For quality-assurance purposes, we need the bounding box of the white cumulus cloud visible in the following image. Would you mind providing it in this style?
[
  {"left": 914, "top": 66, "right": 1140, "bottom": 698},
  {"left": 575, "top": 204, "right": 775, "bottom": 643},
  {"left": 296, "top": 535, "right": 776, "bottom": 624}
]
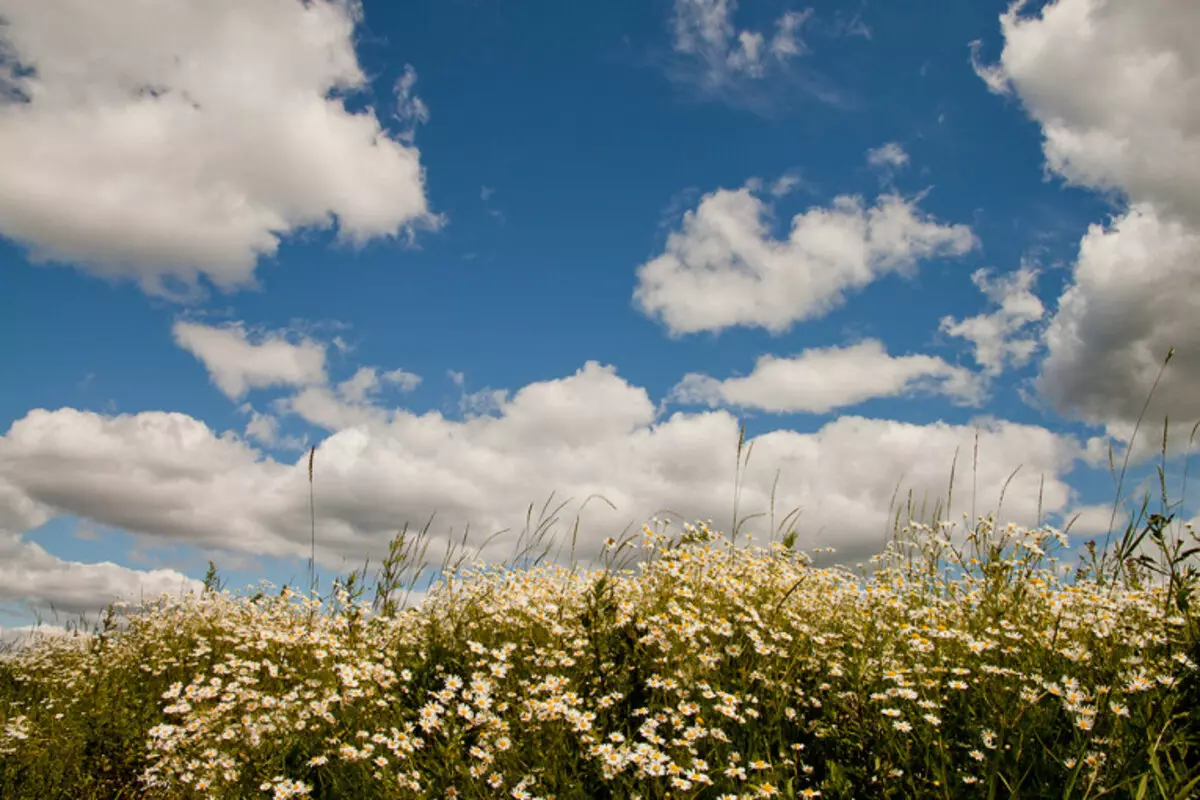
[
  {"left": 632, "top": 184, "right": 977, "bottom": 337},
  {"left": 940, "top": 261, "right": 1045, "bottom": 376},
  {"left": 972, "top": 0, "right": 1200, "bottom": 225},
  {"left": 0, "top": 361, "right": 1096, "bottom": 591},
  {"left": 668, "top": 340, "right": 986, "bottom": 414},
  {"left": 173, "top": 321, "right": 328, "bottom": 399},
  {"left": 0, "top": 0, "right": 440, "bottom": 298},
  {"left": 972, "top": 0, "right": 1200, "bottom": 463},
  {"left": 1035, "top": 208, "right": 1200, "bottom": 462},
  {"left": 0, "top": 530, "right": 202, "bottom": 619},
  {"left": 337, "top": 366, "right": 422, "bottom": 404}
]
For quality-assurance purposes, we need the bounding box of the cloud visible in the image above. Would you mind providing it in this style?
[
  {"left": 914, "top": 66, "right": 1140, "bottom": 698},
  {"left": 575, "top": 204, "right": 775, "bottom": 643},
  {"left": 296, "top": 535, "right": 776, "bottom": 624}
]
[
  {"left": 383, "top": 369, "right": 423, "bottom": 393},
  {"left": 279, "top": 386, "right": 388, "bottom": 433},
  {"left": 0, "top": 475, "right": 50, "bottom": 533},
  {"left": 866, "top": 142, "right": 909, "bottom": 170},
  {"left": 243, "top": 407, "right": 283, "bottom": 446},
  {"left": 0, "top": 472, "right": 201, "bottom": 623},
  {"left": 1034, "top": 209, "right": 1200, "bottom": 460},
  {"left": 769, "top": 172, "right": 803, "bottom": 197},
  {"left": 0, "top": 529, "right": 202, "bottom": 619},
  {"left": 0, "top": 475, "right": 202, "bottom": 621},
  {"left": 972, "top": 0, "right": 1200, "bottom": 225},
  {"left": 173, "top": 321, "right": 328, "bottom": 399},
  {"left": 1057, "top": 502, "right": 1130, "bottom": 540},
  {"left": 940, "top": 261, "right": 1045, "bottom": 376},
  {"left": 239, "top": 404, "right": 307, "bottom": 451},
  {"left": 671, "top": 0, "right": 813, "bottom": 88},
  {"left": 338, "top": 368, "right": 387, "bottom": 405},
  {"left": 973, "top": 0, "right": 1200, "bottom": 461},
  {"left": 0, "top": 359, "right": 1097, "bottom": 594},
  {"left": 632, "top": 184, "right": 977, "bottom": 337},
  {"left": 770, "top": 11, "right": 813, "bottom": 59},
  {"left": 0, "top": 0, "right": 439, "bottom": 298},
  {"left": 0, "top": 407, "right": 319, "bottom": 562},
  {"left": 336, "top": 366, "right": 423, "bottom": 404},
  {"left": 830, "top": 11, "right": 872, "bottom": 41},
  {"left": 277, "top": 354, "right": 425, "bottom": 432},
  {"left": 968, "top": 39, "right": 1011, "bottom": 96},
  {"left": 392, "top": 63, "right": 429, "bottom": 140},
  {"left": 668, "top": 339, "right": 986, "bottom": 414},
  {"left": 445, "top": 369, "right": 510, "bottom": 419}
]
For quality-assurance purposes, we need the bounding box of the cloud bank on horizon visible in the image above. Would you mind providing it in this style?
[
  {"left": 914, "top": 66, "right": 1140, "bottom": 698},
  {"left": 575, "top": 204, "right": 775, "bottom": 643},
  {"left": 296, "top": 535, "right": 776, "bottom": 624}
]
[{"left": 2, "top": 0, "right": 1198, "bottom": 632}]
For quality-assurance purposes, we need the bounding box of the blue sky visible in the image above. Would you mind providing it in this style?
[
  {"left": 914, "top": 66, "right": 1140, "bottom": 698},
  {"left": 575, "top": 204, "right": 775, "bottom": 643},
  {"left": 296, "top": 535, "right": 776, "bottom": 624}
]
[{"left": 2, "top": 0, "right": 1198, "bottom": 638}]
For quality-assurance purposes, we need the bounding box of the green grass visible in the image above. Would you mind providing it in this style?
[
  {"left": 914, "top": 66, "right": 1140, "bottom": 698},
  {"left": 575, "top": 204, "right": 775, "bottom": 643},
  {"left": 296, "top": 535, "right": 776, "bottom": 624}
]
[{"left": 2, "top": 349, "right": 1198, "bottom": 799}]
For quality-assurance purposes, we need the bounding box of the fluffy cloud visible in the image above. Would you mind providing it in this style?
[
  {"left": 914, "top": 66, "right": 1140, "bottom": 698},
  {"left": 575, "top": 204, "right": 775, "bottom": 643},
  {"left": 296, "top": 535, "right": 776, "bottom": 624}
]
[
  {"left": 243, "top": 408, "right": 284, "bottom": 447},
  {"left": 866, "top": 142, "right": 909, "bottom": 170},
  {"left": 769, "top": 173, "right": 804, "bottom": 197},
  {"left": 1059, "top": 502, "right": 1131, "bottom": 541},
  {"left": 632, "top": 185, "right": 977, "bottom": 337},
  {"left": 0, "top": 361, "right": 1094, "bottom": 592},
  {"left": 1035, "top": 209, "right": 1200, "bottom": 461},
  {"left": 0, "top": 475, "right": 50, "bottom": 533},
  {"left": 0, "top": 530, "right": 202, "bottom": 619},
  {"left": 0, "top": 0, "right": 439, "bottom": 298},
  {"left": 173, "top": 321, "right": 328, "bottom": 399},
  {"left": 668, "top": 340, "right": 986, "bottom": 414},
  {"left": 337, "top": 367, "right": 422, "bottom": 404},
  {"left": 0, "top": 409, "right": 305, "bottom": 559},
  {"left": 0, "top": 475, "right": 202, "bottom": 621},
  {"left": 239, "top": 404, "right": 307, "bottom": 451},
  {"left": 940, "top": 261, "right": 1045, "bottom": 376},
  {"left": 972, "top": 0, "right": 1200, "bottom": 225},
  {"left": 972, "top": 0, "right": 1200, "bottom": 462},
  {"left": 262, "top": 365, "right": 424, "bottom": 433}
]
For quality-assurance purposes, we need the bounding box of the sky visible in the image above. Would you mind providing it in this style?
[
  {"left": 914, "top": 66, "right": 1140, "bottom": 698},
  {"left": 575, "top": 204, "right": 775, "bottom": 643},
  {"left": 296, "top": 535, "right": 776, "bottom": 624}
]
[{"left": 2, "top": 0, "right": 1199, "bottom": 639}]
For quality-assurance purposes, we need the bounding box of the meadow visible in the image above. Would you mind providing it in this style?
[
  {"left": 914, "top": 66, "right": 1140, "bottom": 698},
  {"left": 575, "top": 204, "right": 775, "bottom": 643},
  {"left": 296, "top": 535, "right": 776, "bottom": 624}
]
[{"left": 2, "top": 352, "right": 1198, "bottom": 799}]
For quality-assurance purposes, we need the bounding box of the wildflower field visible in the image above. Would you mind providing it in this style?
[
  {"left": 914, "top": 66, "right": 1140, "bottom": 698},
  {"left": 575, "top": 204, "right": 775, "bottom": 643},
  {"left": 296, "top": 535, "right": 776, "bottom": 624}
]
[{"left": 3, "top": 368, "right": 1199, "bottom": 799}]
